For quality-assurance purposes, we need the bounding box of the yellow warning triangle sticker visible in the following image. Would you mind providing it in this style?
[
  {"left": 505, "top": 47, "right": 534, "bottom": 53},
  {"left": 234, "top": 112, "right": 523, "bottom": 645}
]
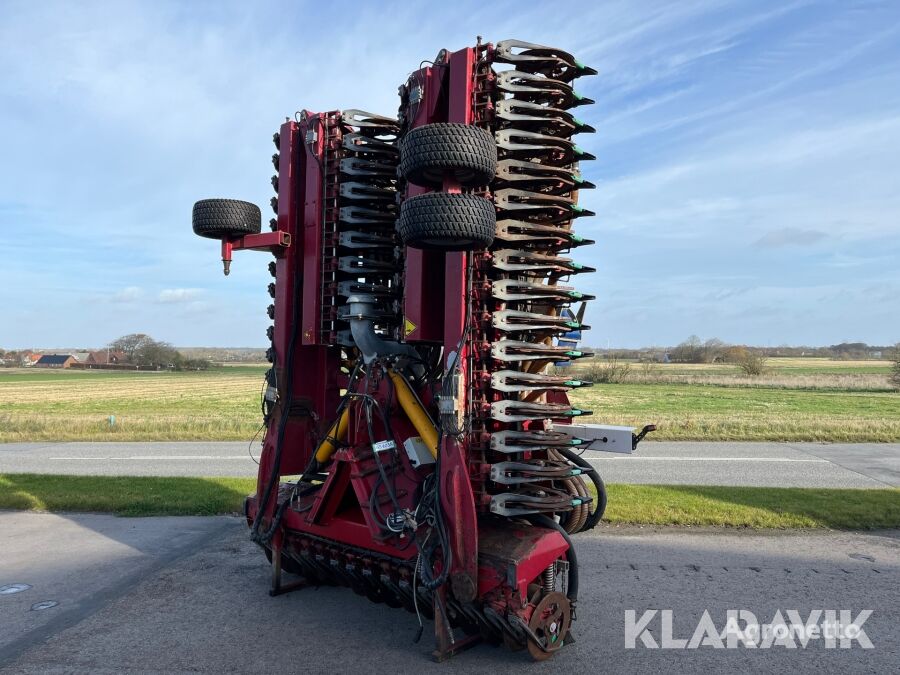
[{"left": 404, "top": 317, "right": 417, "bottom": 337}]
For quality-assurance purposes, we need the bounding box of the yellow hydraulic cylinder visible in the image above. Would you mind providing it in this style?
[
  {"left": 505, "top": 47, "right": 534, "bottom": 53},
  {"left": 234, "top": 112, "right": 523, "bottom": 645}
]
[
  {"left": 314, "top": 408, "right": 351, "bottom": 464},
  {"left": 388, "top": 370, "right": 439, "bottom": 458}
]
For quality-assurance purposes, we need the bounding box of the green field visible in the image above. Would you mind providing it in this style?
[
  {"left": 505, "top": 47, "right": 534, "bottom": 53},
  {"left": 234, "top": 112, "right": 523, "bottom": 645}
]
[
  {"left": 2, "top": 474, "right": 898, "bottom": 529},
  {"left": 0, "top": 358, "right": 897, "bottom": 442}
]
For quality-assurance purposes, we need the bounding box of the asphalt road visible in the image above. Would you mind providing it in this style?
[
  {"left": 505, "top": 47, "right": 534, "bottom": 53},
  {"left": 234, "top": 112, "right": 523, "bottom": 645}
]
[
  {"left": 2, "top": 441, "right": 898, "bottom": 487},
  {"left": 1, "top": 513, "right": 897, "bottom": 673}
]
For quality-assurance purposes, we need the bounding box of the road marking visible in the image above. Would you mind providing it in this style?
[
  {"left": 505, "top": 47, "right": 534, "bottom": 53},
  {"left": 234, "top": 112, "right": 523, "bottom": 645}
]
[
  {"left": 47, "top": 456, "right": 250, "bottom": 461},
  {"left": 585, "top": 457, "right": 829, "bottom": 463}
]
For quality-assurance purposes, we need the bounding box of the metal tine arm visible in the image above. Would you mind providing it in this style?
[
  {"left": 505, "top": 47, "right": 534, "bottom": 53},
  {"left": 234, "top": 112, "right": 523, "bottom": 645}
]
[
  {"left": 496, "top": 99, "right": 596, "bottom": 134},
  {"left": 494, "top": 39, "right": 598, "bottom": 81},
  {"left": 491, "top": 309, "right": 590, "bottom": 333},
  {"left": 490, "top": 400, "right": 591, "bottom": 423},
  {"left": 342, "top": 133, "right": 399, "bottom": 157},
  {"left": 493, "top": 248, "right": 596, "bottom": 275},
  {"left": 496, "top": 70, "right": 594, "bottom": 107},
  {"left": 491, "top": 369, "right": 591, "bottom": 393},
  {"left": 495, "top": 220, "right": 595, "bottom": 248},
  {"left": 491, "top": 339, "right": 592, "bottom": 363},
  {"left": 492, "top": 278, "right": 594, "bottom": 302}
]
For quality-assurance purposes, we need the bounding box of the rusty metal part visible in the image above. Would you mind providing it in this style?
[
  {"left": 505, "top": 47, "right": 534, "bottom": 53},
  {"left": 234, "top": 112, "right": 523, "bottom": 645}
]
[{"left": 525, "top": 591, "right": 572, "bottom": 660}]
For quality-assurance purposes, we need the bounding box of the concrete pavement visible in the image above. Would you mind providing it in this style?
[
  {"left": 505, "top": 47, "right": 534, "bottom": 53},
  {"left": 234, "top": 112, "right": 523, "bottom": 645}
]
[
  {"left": 2, "top": 441, "right": 898, "bottom": 487},
  {"left": 1, "top": 512, "right": 898, "bottom": 673}
]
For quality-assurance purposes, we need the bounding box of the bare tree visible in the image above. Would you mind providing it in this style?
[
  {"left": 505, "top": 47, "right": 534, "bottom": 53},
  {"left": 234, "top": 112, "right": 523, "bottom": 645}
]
[
  {"left": 134, "top": 339, "right": 181, "bottom": 369},
  {"left": 737, "top": 352, "right": 769, "bottom": 376},
  {"left": 702, "top": 338, "right": 727, "bottom": 363},
  {"left": 109, "top": 333, "right": 154, "bottom": 362}
]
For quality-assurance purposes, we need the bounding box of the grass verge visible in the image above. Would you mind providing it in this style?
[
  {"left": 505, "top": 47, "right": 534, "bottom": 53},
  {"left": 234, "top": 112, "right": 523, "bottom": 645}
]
[
  {"left": 2, "top": 474, "right": 898, "bottom": 529},
  {"left": 0, "top": 474, "right": 255, "bottom": 517}
]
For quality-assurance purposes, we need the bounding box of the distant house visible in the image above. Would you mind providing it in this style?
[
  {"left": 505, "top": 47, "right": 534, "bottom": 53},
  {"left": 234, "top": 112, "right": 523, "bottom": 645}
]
[
  {"left": 86, "top": 350, "right": 126, "bottom": 365},
  {"left": 35, "top": 354, "right": 76, "bottom": 368},
  {"left": 72, "top": 352, "right": 91, "bottom": 363},
  {"left": 16, "top": 352, "right": 43, "bottom": 367}
]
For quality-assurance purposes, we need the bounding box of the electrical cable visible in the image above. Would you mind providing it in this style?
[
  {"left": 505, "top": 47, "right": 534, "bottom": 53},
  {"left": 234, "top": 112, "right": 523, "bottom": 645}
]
[
  {"left": 528, "top": 514, "right": 579, "bottom": 603},
  {"left": 247, "top": 422, "right": 265, "bottom": 466}
]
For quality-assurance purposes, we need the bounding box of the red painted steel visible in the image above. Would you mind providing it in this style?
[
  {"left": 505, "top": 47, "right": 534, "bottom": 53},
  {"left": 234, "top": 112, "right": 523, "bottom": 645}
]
[{"left": 213, "top": 39, "right": 582, "bottom": 660}]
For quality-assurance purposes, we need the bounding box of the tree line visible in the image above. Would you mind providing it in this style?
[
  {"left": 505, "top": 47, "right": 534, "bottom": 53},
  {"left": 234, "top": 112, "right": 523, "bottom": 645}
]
[{"left": 0, "top": 334, "right": 211, "bottom": 370}]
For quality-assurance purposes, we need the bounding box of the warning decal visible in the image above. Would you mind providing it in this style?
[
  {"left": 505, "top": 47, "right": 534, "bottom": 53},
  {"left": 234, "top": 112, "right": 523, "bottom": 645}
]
[{"left": 404, "top": 317, "right": 417, "bottom": 337}]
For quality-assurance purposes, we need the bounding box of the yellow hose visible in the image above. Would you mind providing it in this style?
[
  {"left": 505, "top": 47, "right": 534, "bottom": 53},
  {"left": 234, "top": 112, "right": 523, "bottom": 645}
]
[
  {"left": 388, "top": 370, "right": 439, "bottom": 458},
  {"left": 314, "top": 408, "right": 350, "bottom": 464}
]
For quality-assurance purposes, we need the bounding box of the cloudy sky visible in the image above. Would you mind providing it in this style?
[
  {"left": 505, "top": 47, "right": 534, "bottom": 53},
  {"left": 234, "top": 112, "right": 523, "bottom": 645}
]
[{"left": 1, "top": 0, "right": 898, "bottom": 349}]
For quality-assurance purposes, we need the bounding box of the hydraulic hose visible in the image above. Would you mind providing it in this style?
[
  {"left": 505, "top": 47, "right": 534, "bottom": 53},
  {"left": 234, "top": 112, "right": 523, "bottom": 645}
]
[
  {"left": 388, "top": 370, "right": 438, "bottom": 458},
  {"left": 529, "top": 514, "right": 578, "bottom": 603},
  {"left": 556, "top": 446, "right": 607, "bottom": 531},
  {"left": 314, "top": 408, "right": 351, "bottom": 464}
]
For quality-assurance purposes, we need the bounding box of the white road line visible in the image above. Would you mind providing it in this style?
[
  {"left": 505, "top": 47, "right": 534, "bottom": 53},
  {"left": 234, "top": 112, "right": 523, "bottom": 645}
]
[
  {"left": 585, "top": 457, "right": 828, "bottom": 463},
  {"left": 47, "top": 456, "right": 251, "bottom": 461}
]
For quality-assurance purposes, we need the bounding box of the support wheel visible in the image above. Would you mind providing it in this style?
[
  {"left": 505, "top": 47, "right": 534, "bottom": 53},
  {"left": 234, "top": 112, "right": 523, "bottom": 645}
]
[
  {"left": 399, "top": 123, "right": 497, "bottom": 188},
  {"left": 192, "top": 198, "right": 261, "bottom": 239},
  {"left": 398, "top": 192, "right": 495, "bottom": 251},
  {"left": 527, "top": 592, "right": 572, "bottom": 661}
]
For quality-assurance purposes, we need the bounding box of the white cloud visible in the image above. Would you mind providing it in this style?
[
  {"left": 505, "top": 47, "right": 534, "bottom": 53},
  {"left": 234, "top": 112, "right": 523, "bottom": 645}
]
[
  {"left": 111, "top": 286, "right": 143, "bottom": 303},
  {"left": 157, "top": 288, "right": 203, "bottom": 304}
]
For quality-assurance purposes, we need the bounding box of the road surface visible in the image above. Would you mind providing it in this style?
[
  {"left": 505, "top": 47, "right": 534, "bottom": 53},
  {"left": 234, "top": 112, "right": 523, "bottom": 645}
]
[
  {"left": 1, "top": 513, "right": 897, "bottom": 673},
  {"left": 1, "top": 441, "right": 898, "bottom": 487}
]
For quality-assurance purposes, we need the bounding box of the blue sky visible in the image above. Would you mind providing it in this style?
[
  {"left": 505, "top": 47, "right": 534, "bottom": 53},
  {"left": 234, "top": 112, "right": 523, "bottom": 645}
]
[{"left": 1, "top": 0, "right": 898, "bottom": 349}]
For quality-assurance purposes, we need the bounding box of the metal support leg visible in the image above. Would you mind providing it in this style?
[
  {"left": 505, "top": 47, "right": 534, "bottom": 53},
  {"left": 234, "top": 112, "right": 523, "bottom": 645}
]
[
  {"left": 431, "top": 587, "right": 481, "bottom": 662},
  {"left": 269, "top": 544, "right": 307, "bottom": 597}
]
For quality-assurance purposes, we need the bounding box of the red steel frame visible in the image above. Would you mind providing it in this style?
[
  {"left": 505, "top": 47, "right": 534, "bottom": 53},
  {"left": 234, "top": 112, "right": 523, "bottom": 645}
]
[{"left": 237, "top": 44, "right": 571, "bottom": 659}]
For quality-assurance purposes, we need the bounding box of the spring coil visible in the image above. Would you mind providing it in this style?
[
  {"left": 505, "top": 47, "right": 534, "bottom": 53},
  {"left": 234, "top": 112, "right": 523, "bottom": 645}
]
[{"left": 542, "top": 563, "right": 555, "bottom": 595}]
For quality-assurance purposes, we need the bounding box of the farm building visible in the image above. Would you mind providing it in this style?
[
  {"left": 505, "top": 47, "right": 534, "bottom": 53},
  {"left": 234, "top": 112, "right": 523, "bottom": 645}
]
[
  {"left": 86, "top": 350, "right": 126, "bottom": 365},
  {"left": 35, "top": 354, "right": 76, "bottom": 368}
]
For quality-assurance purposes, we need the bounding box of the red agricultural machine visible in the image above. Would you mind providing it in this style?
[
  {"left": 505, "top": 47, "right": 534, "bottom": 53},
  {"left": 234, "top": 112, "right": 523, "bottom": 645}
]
[{"left": 192, "top": 38, "right": 653, "bottom": 661}]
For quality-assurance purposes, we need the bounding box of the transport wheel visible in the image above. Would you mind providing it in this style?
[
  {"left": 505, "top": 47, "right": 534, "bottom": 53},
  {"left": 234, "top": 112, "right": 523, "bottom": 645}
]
[
  {"left": 527, "top": 592, "right": 571, "bottom": 661},
  {"left": 192, "top": 198, "right": 261, "bottom": 239},
  {"left": 398, "top": 192, "right": 495, "bottom": 251},
  {"left": 399, "top": 123, "right": 497, "bottom": 188}
]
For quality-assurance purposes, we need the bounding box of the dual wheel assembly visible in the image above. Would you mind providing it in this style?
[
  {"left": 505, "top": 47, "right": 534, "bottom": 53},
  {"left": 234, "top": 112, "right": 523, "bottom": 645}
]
[{"left": 397, "top": 123, "right": 497, "bottom": 251}]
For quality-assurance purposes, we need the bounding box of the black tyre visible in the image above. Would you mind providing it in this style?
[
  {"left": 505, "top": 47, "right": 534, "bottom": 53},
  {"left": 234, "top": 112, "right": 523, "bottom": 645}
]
[
  {"left": 192, "top": 198, "right": 261, "bottom": 239},
  {"left": 399, "top": 123, "right": 497, "bottom": 188},
  {"left": 398, "top": 192, "right": 495, "bottom": 251}
]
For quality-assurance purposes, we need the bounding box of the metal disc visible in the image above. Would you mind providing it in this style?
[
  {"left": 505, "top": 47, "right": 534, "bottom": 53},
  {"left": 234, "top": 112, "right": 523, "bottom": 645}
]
[{"left": 527, "top": 591, "right": 571, "bottom": 661}]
